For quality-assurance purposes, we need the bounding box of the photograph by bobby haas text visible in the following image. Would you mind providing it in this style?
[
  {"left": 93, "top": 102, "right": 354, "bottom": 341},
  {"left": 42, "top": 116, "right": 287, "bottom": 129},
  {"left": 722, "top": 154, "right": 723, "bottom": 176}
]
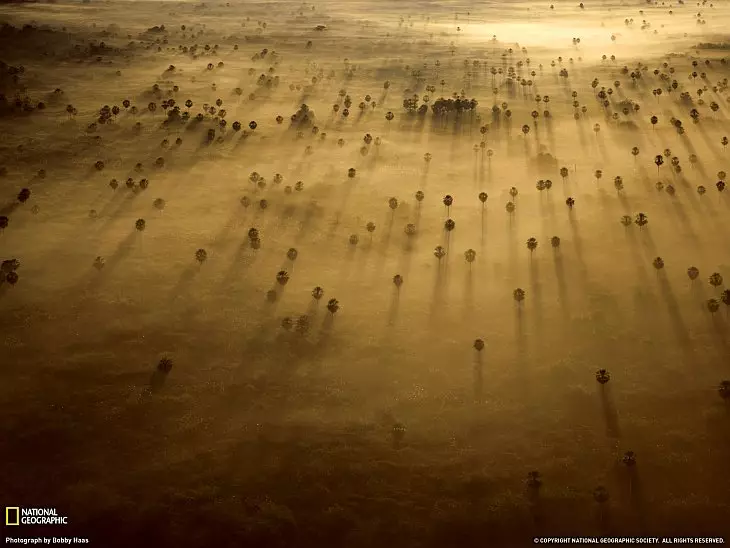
[{"left": 5, "top": 538, "right": 89, "bottom": 545}]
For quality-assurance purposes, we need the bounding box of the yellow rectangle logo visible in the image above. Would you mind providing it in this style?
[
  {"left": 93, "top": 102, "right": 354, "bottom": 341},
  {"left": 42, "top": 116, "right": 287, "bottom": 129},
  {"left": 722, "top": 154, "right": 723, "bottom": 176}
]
[{"left": 6, "top": 506, "right": 20, "bottom": 525}]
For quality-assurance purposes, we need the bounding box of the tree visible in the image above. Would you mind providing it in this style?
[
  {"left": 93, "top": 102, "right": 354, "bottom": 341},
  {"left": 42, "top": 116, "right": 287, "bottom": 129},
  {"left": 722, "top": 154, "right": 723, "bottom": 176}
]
[
  {"left": 594, "top": 170, "right": 603, "bottom": 183},
  {"left": 565, "top": 197, "right": 575, "bottom": 208},
  {"left": 687, "top": 266, "right": 700, "bottom": 281},
  {"left": 195, "top": 249, "right": 207, "bottom": 264},
  {"left": 312, "top": 286, "right": 325, "bottom": 300},
  {"left": 707, "top": 298, "right": 720, "bottom": 314},
  {"left": 596, "top": 369, "right": 610, "bottom": 384},
  {"left": 327, "top": 298, "right": 340, "bottom": 314},
  {"left": 526, "top": 237, "right": 538, "bottom": 253},
  {"left": 17, "top": 188, "right": 31, "bottom": 203},
  {"left": 506, "top": 201, "right": 516, "bottom": 213},
  {"left": 366, "top": 222, "right": 376, "bottom": 239},
  {"left": 697, "top": 185, "right": 707, "bottom": 196},
  {"left": 0, "top": 216, "right": 9, "bottom": 229},
  {"left": 526, "top": 471, "right": 542, "bottom": 490},
  {"left": 509, "top": 187, "right": 518, "bottom": 199},
  {"left": 464, "top": 249, "right": 476, "bottom": 264},
  {"left": 404, "top": 223, "right": 417, "bottom": 236},
  {"left": 348, "top": 168, "right": 356, "bottom": 178},
  {"left": 349, "top": 234, "right": 359, "bottom": 245},
  {"left": 709, "top": 272, "right": 723, "bottom": 288},
  {"left": 135, "top": 219, "right": 146, "bottom": 231},
  {"left": 634, "top": 212, "right": 648, "bottom": 228},
  {"left": 551, "top": 236, "right": 561, "bottom": 248},
  {"left": 434, "top": 246, "right": 447, "bottom": 260},
  {"left": 444, "top": 219, "right": 455, "bottom": 232},
  {"left": 478, "top": 192, "right": 488, "bottom": 204},
  {"left": 276, "top": 270, "right": 290, "bottom": 285},
  {"left": 393, "top": 274, "right": 404, "bottom": 288},
  {"left": 415, "top": 191, "right": 425, "bottom": 203},
  {"left": 153, "top": 198, "right": 166, "bottom": 211},
  {"left": 443, "top": 195, "right": 454, "bottom": 213},
  {"left": 287, "top": 248, "right": 298, "bottom": 261},
  {"left": 388, "top": 197, "right": 399, "bottom": 211},
  {"left": 473, "top": 338, "right": 485, "bottom": 351},
  {"left": 93, "top": 256, "right": 105, "bottom": 270},
  {"left": 652, "top": 257, "right": 664, "bottom": 270},
  {"left": 248, "top": 228, "right": 260, "bottom": 240},
  {"left": 513, "top": 288, "right": 526, "bottom": 302},
  {"left": 158, "top": 357, "right": 173, "bottom": 374}
]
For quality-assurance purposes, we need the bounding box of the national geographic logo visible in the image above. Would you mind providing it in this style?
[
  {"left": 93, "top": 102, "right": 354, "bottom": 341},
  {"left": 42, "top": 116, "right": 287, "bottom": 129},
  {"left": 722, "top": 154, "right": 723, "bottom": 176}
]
[{"left": 5, "top": 507, "right": 69, "bottom": 526}]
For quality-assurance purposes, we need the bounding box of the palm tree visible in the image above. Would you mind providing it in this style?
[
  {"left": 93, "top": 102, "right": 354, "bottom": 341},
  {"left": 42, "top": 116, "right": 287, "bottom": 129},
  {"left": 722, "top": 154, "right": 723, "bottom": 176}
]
[
  {"left": 717, "top": 181, "right": 726, "bottom": 193},
  {"left": 464, "top": 249, "right": 476, "bottom": 265},
  {"left": 550, "top": 236, "right": 561, "bottom": 248},
  {"left": 17, "top": 188, "right": 30, "bottom": 203},
  {"left": 434, "top": 246, "right": 447, "bottom": 261},
  {"left": 240, "top": 196, "right": 251, "bottom": 208},
  {"left": 404, "top": 223, "right": 417, "bottom": 236},
  {"left": 424, "top": 152, "right": 432, "bottom": 163},
  {"left": 388, "top": 197, "right": 399, "bottom": 211},
  {"left": 709, "top": 272, "right": 724, "bottom": 288},
  {"left": 287, "top": 248, "right": 298, "bottom": 261},
  {"left": 707, "top": 298, "right": 720, "bottom": 314},
  {"left": 513, "top": 288, "right": 526, "bottom": 302},
  {"left": 631, "top": 146, "right": 640, "bottom": 159},
  {"left": 109, "top": 179, "right": 119, "bottom": 190},
  {"left": 312, "top": 286, "right": 325, "bottom": 300},
  {"left": 521, "top": 124, "right": 530, "bottom": 136},
  {"left": 327, "top": 298, "right": 340, "bottom": 314},
  {"left": 565, "top": 197, "right": 575, "bottom": 208},
  {"left": 596, "top": 369, "right": 610, "bottom": 384},
  {"left": 473, "top": 338, "right": 485, "bottom": 351},
  {"left": 653, "top": 257, "right": 665, "bottom": 271},
  {"left": 526, "top": 237, "right": 538, "bottom": 253},
  {"left": 594, "top": 170, "right": 603, "bottom": 183},
  {"left": 634, "top": 212, "right": 648, "bottom": 228},
  {"left": 697, "top": 185, "right": 707, "bottom": 196},
  {"left": 509, "top": 187, "right": 518, "bottom": 199},
  {"left": 415, "top": 191, "right": 425, "bottom": 203},
  {"left": 560, "top": 167, "right": 569, "bottom": 182},
  {"left": 5, "top": 271, "right": 19, "bottom": 284},
  {"left": 526, "top": 471, "right": 542, "bottom": 490},
  {"left": 93, "top": 256, "right": 105, "bottom": 270},
  {"left": 614, "top": 176, "right": 624, "bottom": 192},
  {"left": 622, "top": 451, "right": 636, "bottom": 466},
  {"left": 248, "top": 228, "right": 260, "bottom": 240},
  {"left": 348, "top": 168, "right": 356, "bottom": 178},
  {"left": 366, "top": 222, "right": 376, "bottom": 239},
  {"left": 443, "top": 195, "right": 454, "bottom": 214},
  {"left": 195, "top": 248, "right": 207, "bottom": 264},
  {"left": 721, "top": 289, "right": 730, "bottom": 311},
  {"left": 349, "top": 234, "right": 359, "bottom": 245},
  {"left": 478, "top": 192, "right": 488, "bottom": 205},
  {"left": 654, "top": 154, "right": 664, "bottom": 174},
  {"left": 276, "top": 270, "right": 290, "bottom": 285},
  {"left": 0, "top": 216, "right": 10, "bottom": 229},
  {"left": 158, "top": 357, "right": 173, "bottom": 374},
  {"left": 444, "top": 219, "right": 455, "bottom": 232},
  {"left": 506, "top": 201, "right": 516, "bottom": 213},
  {"left": 135, "top": 219, "right": 146, "bottom": 231},
  {"left": 393, "top": 274, "right": 404, "bottom": 288},
  {"left": 687, "top": 266, "right": 700, "bottom": 282}
]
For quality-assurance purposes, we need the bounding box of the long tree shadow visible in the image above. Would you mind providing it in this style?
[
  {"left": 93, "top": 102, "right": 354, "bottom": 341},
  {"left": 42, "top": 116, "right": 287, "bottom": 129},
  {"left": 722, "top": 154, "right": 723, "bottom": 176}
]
[
  {"left": 473, "top": 350, "right": 483, "bottom": 404},
  {"left": 599, "top": 383, "right": 621, "bottom": 439}
]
